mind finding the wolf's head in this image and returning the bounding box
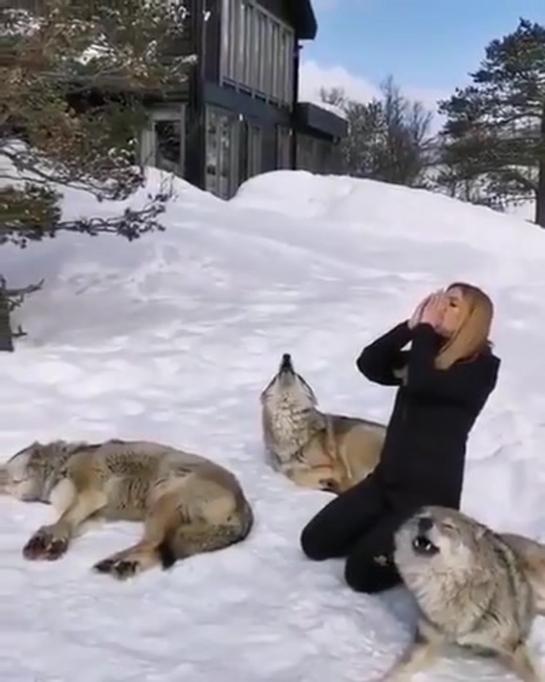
[260,354,323,462]
[393,505,489,594]
[0,440,83,501]
[260,353,318,409]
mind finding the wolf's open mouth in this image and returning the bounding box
[412,535,439,556]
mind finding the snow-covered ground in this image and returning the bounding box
[2,169,545,681]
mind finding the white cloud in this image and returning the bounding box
[299,59,380,105]
[404,86,450,116]
[299,59,449,132]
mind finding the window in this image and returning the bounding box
[205,107,240,199]
[247,124,263,178]
[296,135,316,172]
[276,126,291,169]
[296,134,336,175]
[239,121,263,183]
[139,106,185,177]
[220,0,295,107]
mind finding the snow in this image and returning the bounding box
[1,168,545,681]
[0,9,41,38]
[301,98,348,120]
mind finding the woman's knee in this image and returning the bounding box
[300,520,331,560]
[300,478,385,561]
[344,552,401,593]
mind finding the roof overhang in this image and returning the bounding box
[292,1,317,40]
[295,102,348,139]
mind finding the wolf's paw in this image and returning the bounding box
[23,527,69,560]
[93,557,140,580]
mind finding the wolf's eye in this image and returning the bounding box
[442,523,456,532]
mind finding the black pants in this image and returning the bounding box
[300,475,413,594]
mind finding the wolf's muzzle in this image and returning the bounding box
[412,535,439,556]
[412,516,439,556]
[279,353,294,374]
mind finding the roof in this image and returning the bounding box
[295,102,349,139]
[292,1,317,40]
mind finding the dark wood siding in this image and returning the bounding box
[261,125,278,172]
[204,0,222,82]
[256,0,293,26]
[204,83,291,124]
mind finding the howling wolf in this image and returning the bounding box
[0,438,254,580]
[386,505,545,681]
[260,353,386,494]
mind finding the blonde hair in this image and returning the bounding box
[435,282,494,370]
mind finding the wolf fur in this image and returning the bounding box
[384,505,545,681]
[0,438,253,580]
[260,353,386,494]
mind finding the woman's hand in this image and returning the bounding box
[408,294,431,329]
[419,291,447,331]
[409,291,447,331]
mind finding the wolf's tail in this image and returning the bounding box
[156,493,254,570]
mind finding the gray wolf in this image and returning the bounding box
[0,438,253,580]
[385,505,545,681]
[260,353,386,494]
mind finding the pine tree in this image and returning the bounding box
[439,19,545,225]
[0,0,191,348]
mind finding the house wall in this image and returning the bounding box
[195,0,299,198]
[204,0,222,83]
[202,83,293,198]
[296,130,344,176]
[205,1,293,85]
[140,0,348,197]
[257,0,292,25]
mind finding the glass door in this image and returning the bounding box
[140,105,185,177]
[205,106,240,199]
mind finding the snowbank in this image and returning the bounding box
[1,168,545,681]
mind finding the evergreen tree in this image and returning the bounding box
[0,0,191,347]
[439,19,545,225]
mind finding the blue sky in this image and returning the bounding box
[300,0,545,113]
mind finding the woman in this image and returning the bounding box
[300,282,501,593]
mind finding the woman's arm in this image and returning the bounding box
[356,321,412,386]
[406,323,500,403]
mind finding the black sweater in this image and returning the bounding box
[357,321,500,510]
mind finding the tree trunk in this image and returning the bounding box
[0,291,14,352]
[536,167,545,227]
[535,107,545,228]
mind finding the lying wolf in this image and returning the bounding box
[386,505,545,681]
[0,438,253,580]
[260,353,386,494]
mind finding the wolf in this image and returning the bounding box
[0,438,254,580]
[260,353,386,494]
[384,505,545,681]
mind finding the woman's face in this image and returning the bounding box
[437,287,467,337]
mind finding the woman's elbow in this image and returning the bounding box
[357,348,384,382]
[356,349,372,377]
